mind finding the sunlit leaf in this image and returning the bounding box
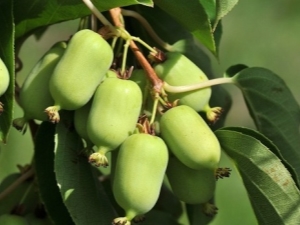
[34,121,74,225]
[232,67,300,185]
[153,0,216,54]
[14,0,153,39]
[216,129,300,224]
[54,111,117,225]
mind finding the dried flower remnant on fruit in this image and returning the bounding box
[88,152,109,167]
[202,202,218,217]
[215,167,232,180]
[205,105,224,124]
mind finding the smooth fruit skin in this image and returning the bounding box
[0,58,9,96]
[160,105,221,170]
[74,99,93,149]
[13,42,67,131]
[87,77,142,167]
[154,52,211,112]
[0,58,10,114]
[129,69,148,92]
[166,156,216,204]
[0,214,29,225]
[46,29,113,122]
[112,133,169,223]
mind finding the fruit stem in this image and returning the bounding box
[121,8,173,52]
[149,93,159,125]
[82,0,119,36]
[109,8,164,94]
[120,39,130,76]
[131,36,158,55]
[163,77,234,93]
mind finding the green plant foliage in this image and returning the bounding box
[153,0,215,54]
[0,0,14,143]
[54,111,116,225]
[232,67,300,184]
[14,0,153,40]
[2,1,300,224]
[34,121,74,225]
[216,128,300,224]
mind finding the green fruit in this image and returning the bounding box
[112,133,169,225]
[0,58,9,96]
[154,52,211,112]
[0,58,10,114]
[45,29,113,123]
[13,42,67,132]
[160,105,221,170]
[129,69,148,92]
[105,70,118,78]
[166,156,216,204]
[87,77,142,167]
[74,99,94,149]
[0,214,29,225]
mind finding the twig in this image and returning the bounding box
[0,167,35,201]
[163,77,234,93]
[109,8,163,94]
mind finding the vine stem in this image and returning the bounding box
[121,8,173,52]
[109,8,163,93]
[0,167,34,201]
[163,77,234,93]
[82,0,119,35]
[149,93,159,125]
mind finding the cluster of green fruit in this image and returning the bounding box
[12,29,223,225]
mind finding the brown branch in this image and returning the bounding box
[0,167,35,201]
[109,8,163,94]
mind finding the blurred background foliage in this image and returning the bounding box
[1,1,300,224]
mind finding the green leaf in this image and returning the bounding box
[215,129,300,225]
[14,0,153,40]
[34,121,75,225]
[219,126,300,188]
[153,0,216,54]
[54,111,117,225]
[232,67,300,185]
[213,0,239,31]
[0,0,14,143]
[198,0,239,32]
[199,0,216,21]
[224,64,248,77]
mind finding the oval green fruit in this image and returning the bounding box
[154,52,211,112]
[160,105,221,170]
[112,133,168,225]
[0,58,10,114]
[0,214,29,225]
[166,156,216,204]
[0,58,9,96]
[13,42,67,131]
[87,77,142,167]
[129,69,148,93]
[74,99,93,149]
[74,70,118,149]
[45,29,113,123]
